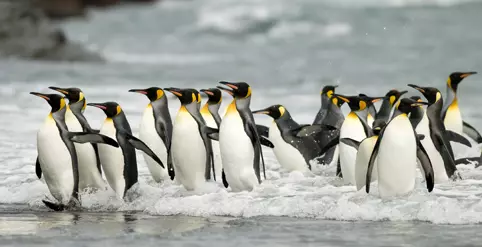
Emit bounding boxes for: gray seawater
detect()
[2,0,482,245]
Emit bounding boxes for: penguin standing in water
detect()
[366,98,434,198]
[48,87,105,191]
[200,88,223,181]
[88,102,165,199]
[252,104,335,172]
[442,72,481,142]
[335,94,382,185]
[313,85,338,124]
[217,81,270,192]
[128,87,174,182]
[408,84,472,183]
[31,92,118,211]
[165,88,218,191]
[375,89,408,123]
[340,119,386,191]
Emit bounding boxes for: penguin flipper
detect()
[417,134,425,140]
[336,157,343,178]
[463,121,482,143]
[167,154,175,180]
[434,133,458,178]
[366,130,383,193]
[256,124,269,139]
[318,135,340,156]
[204,126,219,141]
[221,169,229,188]
[445,130,472,147]
[91,143,102,175]
[124,133,165,169]
[260,136,274,148]
[416,137,435,192]
[35,156,42,179]
[340,138,360,150]
[68,132,119,147]
[42,200,65,211]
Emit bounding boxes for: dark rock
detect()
[0,0,104,62]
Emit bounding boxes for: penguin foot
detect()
[42,200,65,212]
[451,171,463,181]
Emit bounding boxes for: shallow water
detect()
[2,0,482,245]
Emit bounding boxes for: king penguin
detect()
[375,89,408,123]
[313,85,338,124]
[340,119,386,191]
[129,87,174,182]
[408,84,472,183]
[252,104,336,172]
[335,94,381,185]
[200,88,223,181]
[217,81,269,192]
[48,87,106,192]
[31,92,118,211]
[441,72,481,142]
[408,96,425,129]
[88,102,165,199]
[366,98,434,198]
[165,88,219,191]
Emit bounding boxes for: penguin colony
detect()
[31,73,482,211]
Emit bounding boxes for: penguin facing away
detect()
[48,86,105,191]
[129,87,174,182]
[408,84,472,182]
[88,102,165,199]
[31,92,119,211]
[252,104,336,172]
[217,81,270,191]
[165,87,219,191]
[375,89,408,123]
[366,98,435,197]
[441,72,482,143]
[313,85,338,125]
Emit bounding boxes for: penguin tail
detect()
[42,200,65,211]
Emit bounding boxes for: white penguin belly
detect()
[219,105,257,192]
[64,109,105,191]
[377,115,417,197]
[269,121,307,172]
[172,110,206,191]
[355,136,378,191]
[444,105,463,134]
[201,111,222,181]
[99,119,125,199]
[339,112,366,185]
[37,116,74,205]
[416,113,448,183]
[139,106,169,183]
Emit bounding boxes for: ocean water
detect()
[2,0,482,245]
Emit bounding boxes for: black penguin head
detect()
[384,89,408,106]
[321,85,338,98]
[217,81,252,99]
[331,95,346,107]
[252,104,286,120]
[407,84,442,104]
[397,98,428,114]
[128,87,166,102]
[447,72,477,92]
[334,94,367,111]
[164,87,200,105]
[372,119,386,135]
[30,92,66,113]
[200,88,222,105]
[48,86,84,104]
[87,102,122,118]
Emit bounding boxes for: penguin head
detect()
[372,119,386,135]
[384,89,408,106]
[331,95,346,108]
[333,94,367,111]
[128,87,166,102]
[252,104,286,120]
[48,87,85,104]
[217,81,252,99]
[164,87,201,105]
[200,88,222,105]
[447,72,477,92]
[407,84,442,104]
[87,102,122,118]
[397,98,428,114]
[358,94,383,107]
[321,85,338,98]
[30,92,67,113]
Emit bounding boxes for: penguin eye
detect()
[156,89,164,100]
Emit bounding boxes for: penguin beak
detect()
[200,89,214,96]
[370,97,384,103]
[461,72,477,78]
[217,86,234,96]
[30,92,51,101]
[87,103,107,110]
[333,94,350,103]
[400,90,408,96]
[48,86,69,96]
[128,89,147,95]
[252,108,270,115]
[164,87,183,97]
[407,84,426,93]
[411,101,429,107]
[219,81,239,90]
